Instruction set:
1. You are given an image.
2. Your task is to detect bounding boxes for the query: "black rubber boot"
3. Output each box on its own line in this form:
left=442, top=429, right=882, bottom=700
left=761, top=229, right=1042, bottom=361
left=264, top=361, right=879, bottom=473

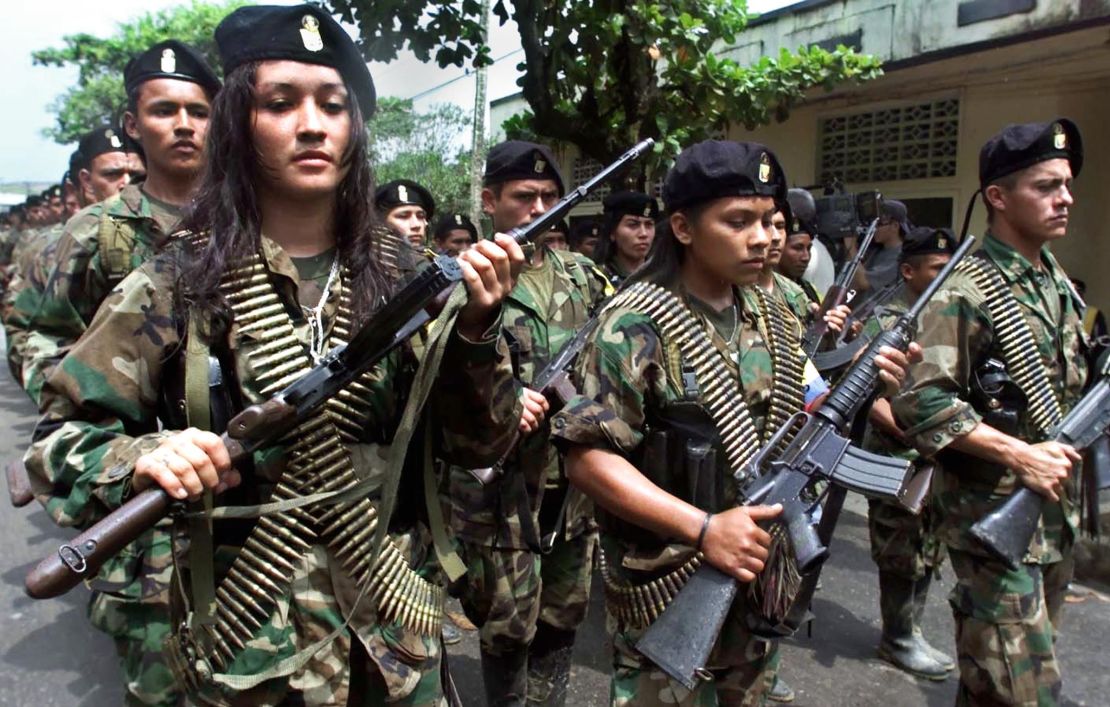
left=911, top=574, right=955, bottom=671
left=877, top=570, right=951, bottom=680
left=481, top=647, right=528, bottom=707
left=526, top=622, right=576, bottom=706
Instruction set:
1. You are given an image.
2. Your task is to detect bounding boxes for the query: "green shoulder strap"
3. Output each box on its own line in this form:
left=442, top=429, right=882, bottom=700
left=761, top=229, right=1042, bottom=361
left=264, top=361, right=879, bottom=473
left=183, top=314, right=217, bottom=628
left=96, top=195, right=137, bottom=282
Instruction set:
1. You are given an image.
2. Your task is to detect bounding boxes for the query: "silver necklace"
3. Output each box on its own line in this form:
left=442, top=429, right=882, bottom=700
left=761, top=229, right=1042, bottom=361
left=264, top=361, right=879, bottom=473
left=301, top=254, right=341, bottom=364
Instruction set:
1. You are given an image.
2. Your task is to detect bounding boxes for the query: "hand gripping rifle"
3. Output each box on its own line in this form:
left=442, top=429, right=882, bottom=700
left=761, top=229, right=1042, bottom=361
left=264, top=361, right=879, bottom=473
left=801, top=207, right=880, bottom=358
left=635, top=235, right=975, bottom=690
left=809, top=280, right=904, bottom=373
left=24, top=139, right=655, bottom=601
left=468, top=315, right=603, bottom=486
left=968, top=352, right=1110, bottom=569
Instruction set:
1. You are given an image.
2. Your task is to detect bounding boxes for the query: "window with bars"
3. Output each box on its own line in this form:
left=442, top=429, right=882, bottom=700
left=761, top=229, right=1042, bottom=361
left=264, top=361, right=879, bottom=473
left=572, top=157, right=611, bottom=204
left=818, top=98, right=960, bottom=184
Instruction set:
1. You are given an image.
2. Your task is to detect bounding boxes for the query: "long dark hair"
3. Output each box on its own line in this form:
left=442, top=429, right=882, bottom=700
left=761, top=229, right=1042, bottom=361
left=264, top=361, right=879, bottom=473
left=591, top=211, right=622, bottom=267
left=626, top=205, right=708, bottom=288
left=178, top=62, right=389, bottom=336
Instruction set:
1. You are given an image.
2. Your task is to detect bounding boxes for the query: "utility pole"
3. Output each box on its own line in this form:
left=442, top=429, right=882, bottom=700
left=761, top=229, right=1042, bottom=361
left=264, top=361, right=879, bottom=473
left=468, top=0, right=490, bottom=231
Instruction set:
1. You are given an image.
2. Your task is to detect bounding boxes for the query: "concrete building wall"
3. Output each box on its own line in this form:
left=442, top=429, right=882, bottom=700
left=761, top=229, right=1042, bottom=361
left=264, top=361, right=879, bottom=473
left=732, top=21, right=1110, bottom=303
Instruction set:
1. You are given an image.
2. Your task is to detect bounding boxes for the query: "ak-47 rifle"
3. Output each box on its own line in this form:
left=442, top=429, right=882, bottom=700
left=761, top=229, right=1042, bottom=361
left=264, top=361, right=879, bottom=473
left=801, top=193, right=882, bottom=358
left=810, top=280, right=904, bottom=372
left=968, top=353, right=1110, bottom=569
left=468, top=315, right=603, bottom=486
left=24, top=139, right=656, bottom=601
left=635, top=235, right=976, bottom=691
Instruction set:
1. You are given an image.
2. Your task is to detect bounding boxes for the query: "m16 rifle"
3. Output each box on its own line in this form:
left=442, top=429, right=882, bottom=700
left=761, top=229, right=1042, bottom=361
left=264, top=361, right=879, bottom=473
left=635, top=235, right=975, bottom=691
left=802, top=191, right=882, bottom=358
left=968, top=354, right=1110, bottom=569
left=25, top=139, right=656, bottom=601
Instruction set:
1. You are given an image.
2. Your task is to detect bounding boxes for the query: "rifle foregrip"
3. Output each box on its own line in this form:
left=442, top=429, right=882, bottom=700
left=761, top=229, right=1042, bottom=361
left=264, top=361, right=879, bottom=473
left=968, top=488, right=1042, bottom=570
left=24, top=488, right=172, bottom=599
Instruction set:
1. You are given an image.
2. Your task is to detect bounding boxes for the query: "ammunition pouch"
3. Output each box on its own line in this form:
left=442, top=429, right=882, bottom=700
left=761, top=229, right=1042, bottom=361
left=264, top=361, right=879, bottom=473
left=970, top=358, right=1026, bottom=436
left=601, top=402, right=728, bottom=549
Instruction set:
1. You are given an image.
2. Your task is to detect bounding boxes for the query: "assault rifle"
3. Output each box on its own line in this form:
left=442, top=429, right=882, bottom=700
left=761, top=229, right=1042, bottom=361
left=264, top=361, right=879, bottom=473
left=469, top=315, right=602, bottom=486
left=636, top=235, right=975, bottom=690
left=810, top=280, right=904, bottom=372
left=968, top=354, right=1110, bottom=569
left=24, top=139, right=655, bottom=601
left=801, top=193, right=882, bottom=358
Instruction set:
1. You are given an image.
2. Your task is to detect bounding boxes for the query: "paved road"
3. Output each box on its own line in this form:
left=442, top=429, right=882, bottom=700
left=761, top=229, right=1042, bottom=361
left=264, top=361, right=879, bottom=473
left=1, top=348, right=1107, bottom=706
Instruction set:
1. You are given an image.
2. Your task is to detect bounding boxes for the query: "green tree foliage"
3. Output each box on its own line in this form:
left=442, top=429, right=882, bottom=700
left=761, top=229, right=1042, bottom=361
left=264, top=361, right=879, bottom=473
left=370, top=97, right=472, bottom=216
left=33, top=1, right=247, bottom=145
left=328, top=0, right=882, bottom=184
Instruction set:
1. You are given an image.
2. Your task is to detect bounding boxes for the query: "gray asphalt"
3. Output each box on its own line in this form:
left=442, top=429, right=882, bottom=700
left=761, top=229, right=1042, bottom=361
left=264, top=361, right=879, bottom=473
left=1, top=352, right=1107, bottom=706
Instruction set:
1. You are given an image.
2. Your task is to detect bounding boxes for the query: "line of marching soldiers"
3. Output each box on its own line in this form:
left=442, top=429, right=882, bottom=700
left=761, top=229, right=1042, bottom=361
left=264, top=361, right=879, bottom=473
left=0, top=5, right=1097, bottom=706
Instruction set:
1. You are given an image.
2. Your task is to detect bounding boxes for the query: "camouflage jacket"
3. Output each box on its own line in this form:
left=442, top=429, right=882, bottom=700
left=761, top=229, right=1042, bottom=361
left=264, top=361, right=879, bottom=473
left=769, top=271, right=812, bottom=325
left=447, top=246, right=608, bottom=548
left=3, top=223, right=65, bottom=396
left=551, top=282, right=821, bottom=579
left=16, top=185, right=180, bottom=405
left=891, top=234, right=1087, bottom=563
left=26, top=232, right=520, bottom=695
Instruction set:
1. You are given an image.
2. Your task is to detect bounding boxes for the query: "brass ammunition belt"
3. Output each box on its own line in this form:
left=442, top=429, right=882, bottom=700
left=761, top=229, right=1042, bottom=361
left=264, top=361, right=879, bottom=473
left=603, top=282, right=762, bottom=484
left=594, top=283, right=806, bottom=627
left=753, top=287, right=808, bottom=444
left=597, top=548, right=701, bottom=630
left=959, top=257, right=1062, bottom=435
left=194, top=254, right=442, bottom=675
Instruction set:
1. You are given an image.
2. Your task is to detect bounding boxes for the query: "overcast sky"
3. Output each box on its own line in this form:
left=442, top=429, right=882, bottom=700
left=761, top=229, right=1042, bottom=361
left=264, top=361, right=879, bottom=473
left=2, top=0, right=795, bottom=183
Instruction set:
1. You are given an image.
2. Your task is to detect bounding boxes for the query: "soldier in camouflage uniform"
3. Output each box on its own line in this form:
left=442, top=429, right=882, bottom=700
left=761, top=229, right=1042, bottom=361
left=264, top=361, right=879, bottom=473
left=859, top=227, right=957, bottom=680
left=446, top=140, right=608, bottom=706
left=593, top=191, right=658, bottom=289
left=892, top=119, right=1087, bottom=705
left=4, top=128, right=135, bottom=397
left=376, top=179, right=436, bottom=249
left=18, top=42, right=218, bottom=404
left=20, top=40, right=219, bottom=707
left=551, top=141, right=912, bottom=706
left=775, top=204, right=822, bottom=310
left=27, top=6, right=524, bottom=705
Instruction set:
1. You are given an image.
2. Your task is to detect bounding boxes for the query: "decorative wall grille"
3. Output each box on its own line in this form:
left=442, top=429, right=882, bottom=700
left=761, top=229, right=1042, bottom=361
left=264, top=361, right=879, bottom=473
left=572, top=157, right=611, bottom=204
left=818, top=98, right=959, bottom=184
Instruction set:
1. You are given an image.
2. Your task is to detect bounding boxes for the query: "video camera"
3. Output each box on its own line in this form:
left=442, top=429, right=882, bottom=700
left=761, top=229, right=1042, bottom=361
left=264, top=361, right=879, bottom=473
left=815, top=188, right=882, bottom=240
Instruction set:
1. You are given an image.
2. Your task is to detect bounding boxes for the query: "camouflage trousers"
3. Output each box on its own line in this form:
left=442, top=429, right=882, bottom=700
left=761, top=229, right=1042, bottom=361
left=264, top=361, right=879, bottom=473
left=88, top=527, right=180, bottom=707
left=178, top=544, right=444, bottom=706
left=867, top=499, right=944, bottom=581
left=947, top=547, right=1073, bottom=707
left=457, top=531, right=596, bottom=656
left=609, top=603, right=776, bottom=707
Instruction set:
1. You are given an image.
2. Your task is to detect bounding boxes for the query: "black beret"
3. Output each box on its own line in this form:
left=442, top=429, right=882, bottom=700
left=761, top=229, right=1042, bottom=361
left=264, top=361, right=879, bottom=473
left=603, top=190, right=660, bottom=220
left=785, top=188, right=817, bottom=236
left=45, top=185, right=62, bottom=198
left=433, top=213, right=478, bottom=241
left=375, top=180, right=436, bottom=219
left=216, top=5, right=376, bottom=118
left=900, top=227, right=957, bottom=263
left=483, top=141, right=564, bottom=195
left=568, top=219, right=600, bottom=246
left=78, top=126, right=128, bottom=165
left=550, top=219, right=570, bottom=234
left=663, top=140, right=785, bottom=213
left=979, top=118, right=1082, bottom=188
left=124, top=40, right=220, bottom=98
left=25, top=195, right=43, bottom=207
